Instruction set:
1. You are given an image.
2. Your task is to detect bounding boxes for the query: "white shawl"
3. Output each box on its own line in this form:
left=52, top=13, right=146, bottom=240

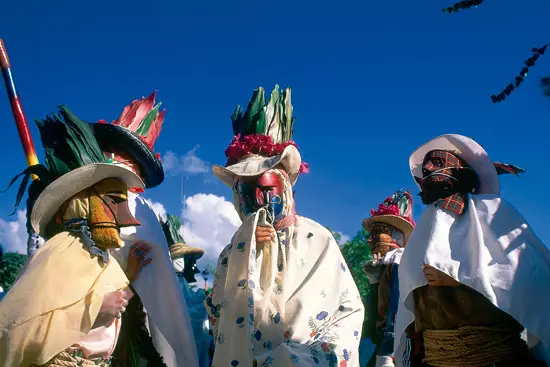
left=207, top=211, right=364, bottom=366
left=113, top=193, right=199, bottom=367
left=394, top=194, right=550, bottom=366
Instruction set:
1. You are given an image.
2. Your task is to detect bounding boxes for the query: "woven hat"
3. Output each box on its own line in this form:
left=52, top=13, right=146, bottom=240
left=362, top=191, right=416, bottom=244
left=24, top=106, right=144, bottom=237
left=161, top=214, right=204, bottom=260
left=91, top=91, right=165, bottom=188
left=212, top=85, right=308, bottom=188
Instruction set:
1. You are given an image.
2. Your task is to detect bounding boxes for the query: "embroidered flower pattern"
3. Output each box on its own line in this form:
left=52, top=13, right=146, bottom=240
left=237, top=241, right=246, bottom=252
left=217, top=333, right=226, bottom=344
left=273, top=284, right=283, bottom=295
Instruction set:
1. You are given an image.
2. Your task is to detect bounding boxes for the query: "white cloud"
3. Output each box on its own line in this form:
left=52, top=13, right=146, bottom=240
left=162, top=146, right=211, bottom=176
left=0, top=210, right=29, bottom=254
left=143, top=198, right=167, bottom=221
left=179, top=193, right=241, bottom=271
left=337, top=232, right=351, bottom=245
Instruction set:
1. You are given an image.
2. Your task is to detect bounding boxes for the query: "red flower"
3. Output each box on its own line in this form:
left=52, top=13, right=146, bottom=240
left=310, top=331, right=317, bottom=337
left=339, top=361, right=347, bottom=367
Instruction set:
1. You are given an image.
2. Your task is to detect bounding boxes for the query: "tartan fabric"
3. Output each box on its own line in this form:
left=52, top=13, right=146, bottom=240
left=419, top=150, right=471, bottom=215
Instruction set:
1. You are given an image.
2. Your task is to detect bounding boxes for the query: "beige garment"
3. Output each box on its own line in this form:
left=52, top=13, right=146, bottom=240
left=71, top=318, right=121, bottom=358
left=0, top=232, right=129, bottom=367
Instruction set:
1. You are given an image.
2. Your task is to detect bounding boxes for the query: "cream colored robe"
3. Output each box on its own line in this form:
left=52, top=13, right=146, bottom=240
left=0, top=232, right=128, bottom=367
left=206, top=211, right=364, bottom=367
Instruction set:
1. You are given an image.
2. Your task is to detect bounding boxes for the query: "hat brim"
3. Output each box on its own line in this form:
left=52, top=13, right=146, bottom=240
left=91, top=123, right=164, bottom=188
left=409, top=134, right=499, bottom=195
left=31, top=163, right=145, bottom=237
left=362, top=215, right=415, bottom=244
left=212, top=145, right=302, bottom=188
left=169, top=243, right=205, bottom=260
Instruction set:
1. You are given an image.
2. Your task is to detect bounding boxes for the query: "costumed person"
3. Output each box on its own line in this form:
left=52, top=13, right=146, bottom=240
left=394, top=134, right=550, bottom=367
left=0, top=106, right=151, bottom=367
left=91, top=92, right=198, bottom=367
left=161, top=213, right=213, bottom=367
left=206, top=85, right=364, bottom=367
left=362, top=191, right=415, bottom=367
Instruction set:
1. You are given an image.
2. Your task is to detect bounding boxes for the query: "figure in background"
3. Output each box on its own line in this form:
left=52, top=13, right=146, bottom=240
left=362, top=191, right=415, bottom=367
left=0, top=106, right=149, bottom=366
left=93, top=92, right=198, bottom=367
left=161, top=213, right=213, bottom=367
left=207, top=85, right=364, bottom=366
left=394, top=134, right=550, bottom=367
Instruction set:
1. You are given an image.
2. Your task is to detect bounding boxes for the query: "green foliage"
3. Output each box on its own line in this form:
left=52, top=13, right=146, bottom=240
left=339, top=229, right=372, bottom=301
left=0, top=252, right=28, bottom=291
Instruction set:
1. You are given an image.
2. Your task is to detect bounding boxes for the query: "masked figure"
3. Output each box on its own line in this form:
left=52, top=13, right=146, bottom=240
left=0, top=106, right=149, bottom=367
left=91, top=92, right=198, bottom=367
left=161, top=214, right=213, bottom=367
left=207, top=85, right=364, bottom=367
left=394, top=134, right=550, bottom=367
left=362, top=191, right=415, bottom=367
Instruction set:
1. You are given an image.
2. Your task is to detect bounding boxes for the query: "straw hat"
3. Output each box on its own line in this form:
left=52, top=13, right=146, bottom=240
left=169, top=242, right=205, bottom=261
left=31, top=164, right=143, bottom=236
left=213, top=145, right=301, bottom=188
left=362, top=191, right=416, bottom=244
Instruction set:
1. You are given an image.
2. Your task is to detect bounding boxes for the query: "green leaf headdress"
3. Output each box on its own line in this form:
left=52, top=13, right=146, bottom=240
left=213, top=85, right=308, bottom=189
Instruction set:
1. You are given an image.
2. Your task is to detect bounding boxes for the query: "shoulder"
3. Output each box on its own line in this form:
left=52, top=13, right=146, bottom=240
left=295, top=216, right=335, bottom=242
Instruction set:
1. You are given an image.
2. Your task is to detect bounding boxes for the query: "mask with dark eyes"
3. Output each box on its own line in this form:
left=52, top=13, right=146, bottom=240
left=235, top=170, right=285, bottom=223
left=88, top=178, right=140, bottom=249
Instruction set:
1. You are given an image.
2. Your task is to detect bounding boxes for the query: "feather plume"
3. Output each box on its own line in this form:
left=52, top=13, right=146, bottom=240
left=35, top=105, right=106, bottom=179
left=494, top=162, right=526, bottom=176
left=112, top=91, right=165, bottom=150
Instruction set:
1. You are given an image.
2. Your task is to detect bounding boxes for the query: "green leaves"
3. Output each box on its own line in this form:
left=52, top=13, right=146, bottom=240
left=0, top=251, right=27, bottom=291
left=230, top=85, right=295, bottom=144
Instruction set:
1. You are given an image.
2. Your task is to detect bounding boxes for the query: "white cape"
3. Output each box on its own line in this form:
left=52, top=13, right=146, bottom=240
left=113, top=193, right=199, bottom=367
left=394, top=194, right=550, bottom=366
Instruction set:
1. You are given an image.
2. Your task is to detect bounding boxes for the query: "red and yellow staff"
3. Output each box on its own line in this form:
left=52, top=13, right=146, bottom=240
left=0, top=38, right=39, bottom=175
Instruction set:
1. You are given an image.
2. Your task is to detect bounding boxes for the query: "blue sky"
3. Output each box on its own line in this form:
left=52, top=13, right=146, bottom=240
left=0, top=0, right=549, bottom=254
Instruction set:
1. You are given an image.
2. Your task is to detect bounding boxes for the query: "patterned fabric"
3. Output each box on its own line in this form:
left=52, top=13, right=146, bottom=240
left=205, top=213, right=364, bottom=367
left=416, top=150, right=477, bottom=215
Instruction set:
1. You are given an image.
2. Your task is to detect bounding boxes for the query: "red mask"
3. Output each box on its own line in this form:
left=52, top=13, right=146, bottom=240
left=236, top=171, right=286, bottom=222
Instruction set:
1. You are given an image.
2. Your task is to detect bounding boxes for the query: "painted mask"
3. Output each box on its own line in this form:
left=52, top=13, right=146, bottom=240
left=367, top=222, right=404, bottom=257
left=235, top=170, right=285, bottom=223
left=88, top=178, right=140, bottom=249
left=183, top=256, right=201, bottom=284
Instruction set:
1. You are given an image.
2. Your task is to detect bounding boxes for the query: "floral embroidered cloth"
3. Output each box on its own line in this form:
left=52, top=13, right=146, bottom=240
left=206, top=211, right=364, bottom=367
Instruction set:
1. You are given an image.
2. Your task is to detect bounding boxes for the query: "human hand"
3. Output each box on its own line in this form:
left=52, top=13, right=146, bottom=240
left=256, top=225, right=276, bottom=243
left=422, top=265, right=460, bottom=287
left=98, top=289, right=132, bottom=321
left=126, top=241, right=152, bottom=283
left=364, top=253, right=384, bottom=284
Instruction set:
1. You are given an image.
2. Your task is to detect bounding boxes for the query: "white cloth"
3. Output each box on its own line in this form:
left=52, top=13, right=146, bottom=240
left=394, top=194, right=550, bottom=366
left=113, top=193, right=198, bottom=367
left=207, top=212, right=364, bottom=366
left=375, top=355, right=395, bottom=367
left=381, top=248, right=404, bottom=266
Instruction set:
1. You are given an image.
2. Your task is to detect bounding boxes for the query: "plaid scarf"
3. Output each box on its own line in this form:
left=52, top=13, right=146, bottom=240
left=415, top=150, right=478, bottom=215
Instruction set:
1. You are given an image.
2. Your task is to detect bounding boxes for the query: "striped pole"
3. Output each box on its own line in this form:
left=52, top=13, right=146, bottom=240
left=0, top=39, right=39, bottom=175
